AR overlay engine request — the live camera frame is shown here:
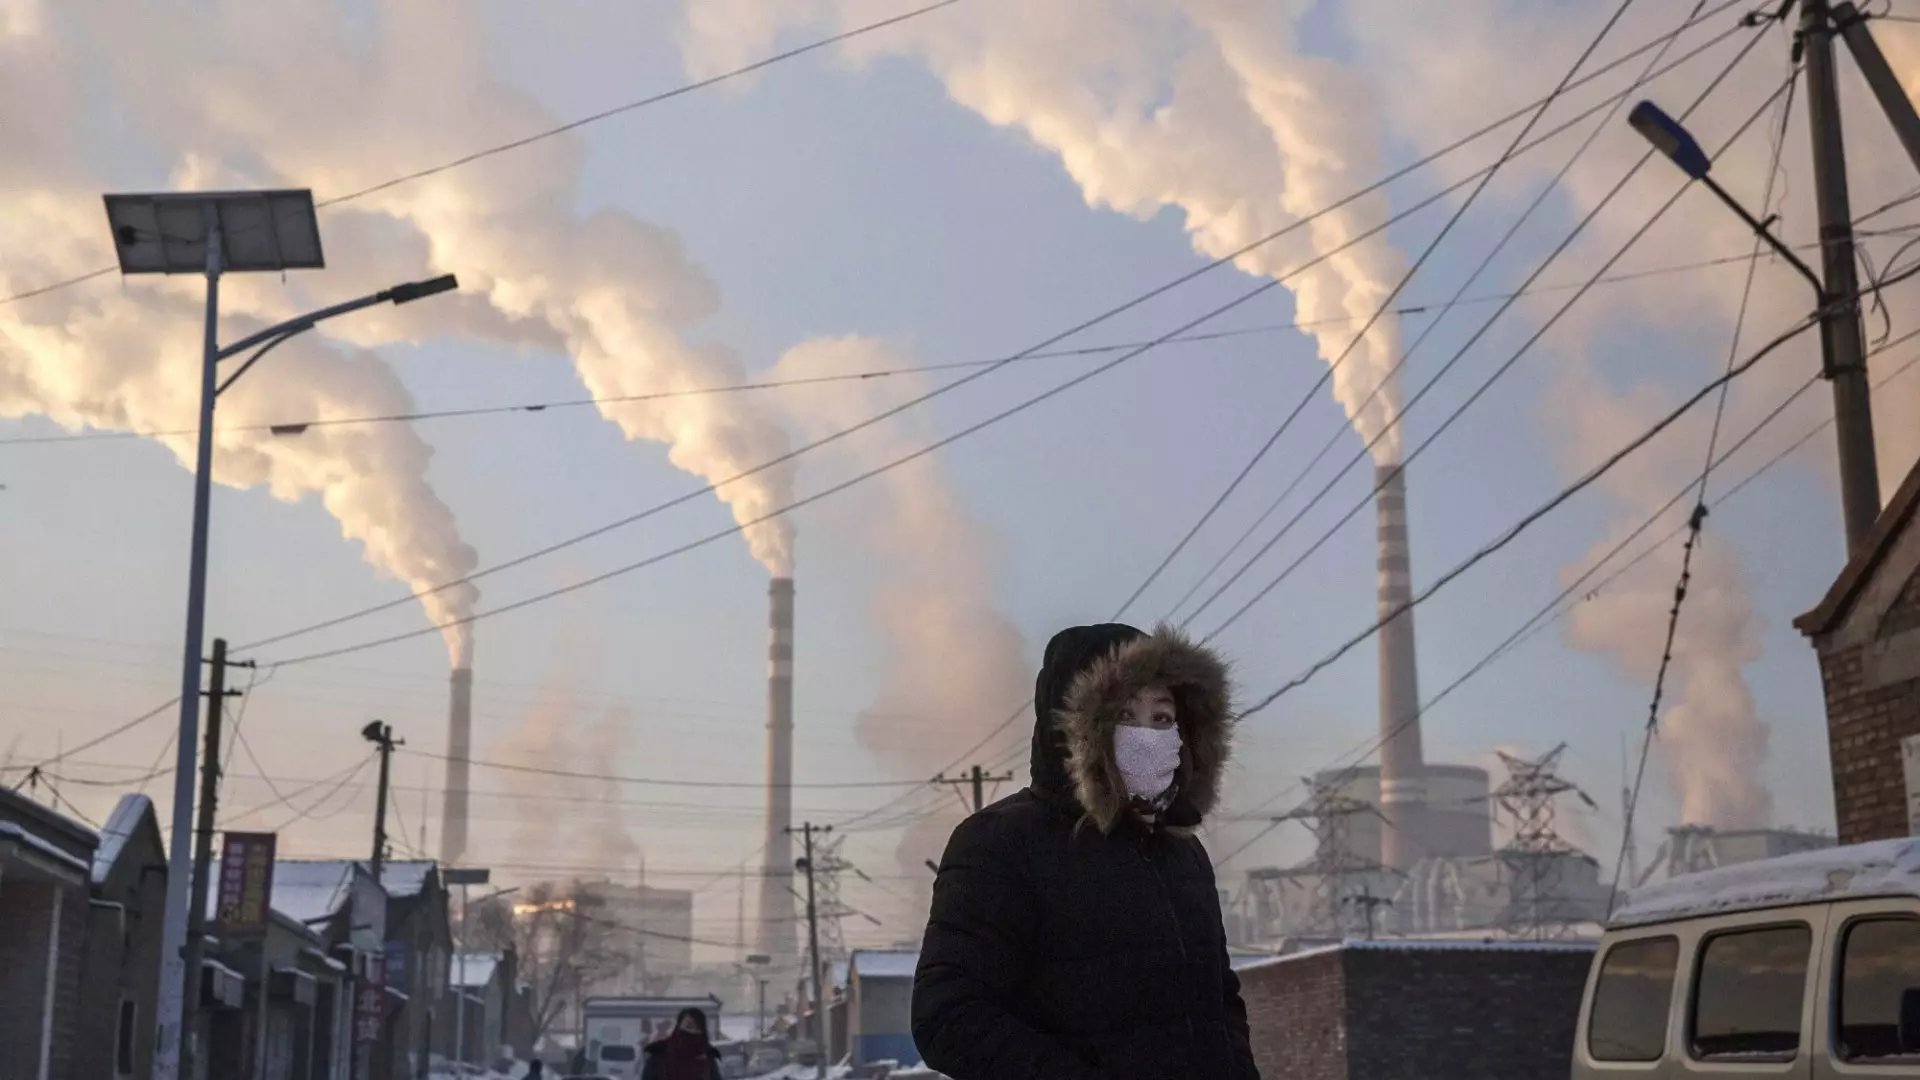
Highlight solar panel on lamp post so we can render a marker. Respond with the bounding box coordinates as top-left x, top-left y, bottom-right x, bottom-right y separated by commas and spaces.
103, 189, 459, 1080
